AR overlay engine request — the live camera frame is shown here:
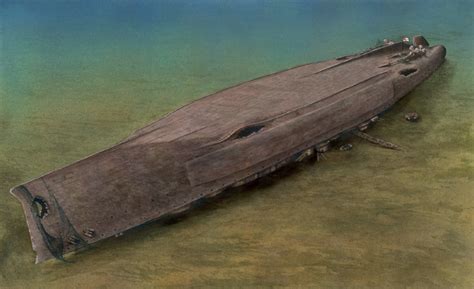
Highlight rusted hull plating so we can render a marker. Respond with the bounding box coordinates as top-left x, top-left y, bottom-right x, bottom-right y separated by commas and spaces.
11, 36, 446, 263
